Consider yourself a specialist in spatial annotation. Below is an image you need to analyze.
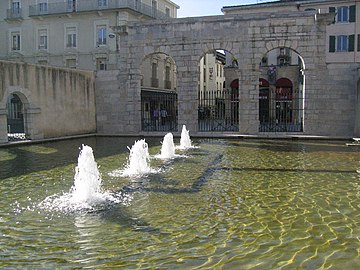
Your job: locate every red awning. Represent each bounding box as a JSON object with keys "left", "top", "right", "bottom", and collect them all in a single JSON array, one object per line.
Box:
[
  {"left": 230, "top": 79, "right": 239, "bottom": 89},
  {"left": 275, "top": 78, "right": 293, "bottom": 87},
  {"left": 259, "top": 78, "right": 269, "bottom": 87}
]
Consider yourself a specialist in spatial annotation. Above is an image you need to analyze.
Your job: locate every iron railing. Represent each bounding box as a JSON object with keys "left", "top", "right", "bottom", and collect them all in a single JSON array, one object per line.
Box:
[
  {"left": 259, "top": 98, "right": 304, "bottom": 132},
  {"left": 6, "top": 8, "right": 23, "bottom": 20},
  {"left": 29, "top": 0, "right": 170, "bottom": 19},
  {"left": 198, "top": 89, "right": 239, "bottom": 132},
  {"left": 7, "top": 118, "right": 28, "bottom": 141},
  {"left": 141, "top": 89, "right": 178, "bottom": 132}
]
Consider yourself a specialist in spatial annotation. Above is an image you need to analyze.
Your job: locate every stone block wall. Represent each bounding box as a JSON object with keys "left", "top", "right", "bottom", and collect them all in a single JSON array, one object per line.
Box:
[
  {"left": 0, "top": 61, "right": 96, "bottom": 143},
  {"left": 94, "top": 12, "right": 357, "bottom": 137}
]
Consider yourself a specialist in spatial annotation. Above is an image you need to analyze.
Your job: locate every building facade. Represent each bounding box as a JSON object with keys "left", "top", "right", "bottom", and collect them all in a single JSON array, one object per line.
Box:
[
  {"left": 1, "top": 0, "right": 360, "bottom": 141},
  {"left": 223, "top": 0, "right": 360, "bottom": 134},
  {"left": 1, "top": 0, "right": 179, "bottom": 70}
]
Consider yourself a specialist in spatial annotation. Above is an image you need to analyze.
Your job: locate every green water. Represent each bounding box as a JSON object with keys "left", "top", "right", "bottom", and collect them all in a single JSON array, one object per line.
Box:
[{"left": 0, "top": 137, "right": 359, "bottom": 269}]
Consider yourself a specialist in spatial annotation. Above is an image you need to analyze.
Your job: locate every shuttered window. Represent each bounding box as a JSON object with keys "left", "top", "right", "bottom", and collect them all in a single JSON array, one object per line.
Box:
[
  {"left": 329, "top": 36, "right": 336, "bottom": 52},
  {"left": 349, "top": 5, "right": 356, "bottom": 22},
  {"left": 329, "top": 7, "right": 336, "bottom": 23},
  {"left": 349, "top": 35, "right": 355, "bottom": 51},
  {"left": 329, "top": 35, "right": 355, "bottom": 52}
]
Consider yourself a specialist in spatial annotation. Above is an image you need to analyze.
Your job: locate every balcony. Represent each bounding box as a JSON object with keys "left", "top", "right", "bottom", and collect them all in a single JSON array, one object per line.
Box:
[
  {"left": 29, "top": 0, "right": 170, "bottom": 19},
  {"left": 6, "top": 8, "right": 23, "bottom": 21}
]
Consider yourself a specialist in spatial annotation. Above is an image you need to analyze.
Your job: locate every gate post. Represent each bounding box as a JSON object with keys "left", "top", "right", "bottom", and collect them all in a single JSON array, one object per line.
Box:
[
  {"left": 0, "top": 109, "right": 8, "bottom": 143},
  {"left": 25, "top": 107, "right": 43, "bottom": 140}
]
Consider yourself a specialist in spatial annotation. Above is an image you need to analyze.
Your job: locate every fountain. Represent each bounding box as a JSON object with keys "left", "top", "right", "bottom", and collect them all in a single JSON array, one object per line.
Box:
[
  {"left": 112, "top": 139, "right": 154, "bottom": 177},
  {"left": 177, "top": 125, "right": 194, "bottom": 150},
  {"left": 39, "top": 144, "right": 123, "bottom": 212},
  {"left": 157, "top": 133, "right": 176, "bottom": 159},
  {"left": 70, "top": 145, "right": 102, "bottom": 203},
  {"left": 3, "top": 137, "right": 359, "bottom": 269}
]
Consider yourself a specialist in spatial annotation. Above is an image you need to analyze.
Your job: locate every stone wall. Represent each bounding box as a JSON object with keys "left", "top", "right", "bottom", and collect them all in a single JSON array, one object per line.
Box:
[
  {"left": 96, "top": 11, "right": 358, "bottom": 137},
  {"left": 0, "top": 61, "right": 96, "bottom": 143}
]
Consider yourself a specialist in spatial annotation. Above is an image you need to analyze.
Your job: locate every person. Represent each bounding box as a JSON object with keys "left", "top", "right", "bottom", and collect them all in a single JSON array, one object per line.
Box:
[
  {"left": 160, "top": 108, "right": 167, "bottom": 125},
  {"left": 153, "top": 108, "right": 160, "bottom": 130}
]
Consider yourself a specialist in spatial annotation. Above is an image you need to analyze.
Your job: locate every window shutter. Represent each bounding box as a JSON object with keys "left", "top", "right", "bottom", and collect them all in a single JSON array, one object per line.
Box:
[
  {"left": 349, "top": 34, "right": 355, "bottom": 51},
  {"left": 329, "top": 7, "right": 336, "bottom": 23},
  {"left": 350, "top": 5, "right": 356, "bottom": 22},
  {"left": 329, "top": 36, "right": 336, "bottom": 52}
]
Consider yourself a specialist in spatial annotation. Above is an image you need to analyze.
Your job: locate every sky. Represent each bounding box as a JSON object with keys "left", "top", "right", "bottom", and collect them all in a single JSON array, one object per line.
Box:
[{"left": 176, "top": 0, "right": 277, "bottom": 18}]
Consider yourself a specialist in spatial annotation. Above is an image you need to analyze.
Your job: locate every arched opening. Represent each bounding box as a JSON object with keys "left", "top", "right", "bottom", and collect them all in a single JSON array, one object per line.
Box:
[
  {"left": 259, "top": 78, "right": 270, "bottom": 125},
  {"left": 140, "top": 52, "right": 178, "bottom": 132},
  {"left": 259, "top": 47, "right": 304, "bottom": 132},
  {"left": 198, "top": 49, "right": 239, "bottom": 131},
  {"left": 6, "top": 93, "right": 28, "bottom": 141}
]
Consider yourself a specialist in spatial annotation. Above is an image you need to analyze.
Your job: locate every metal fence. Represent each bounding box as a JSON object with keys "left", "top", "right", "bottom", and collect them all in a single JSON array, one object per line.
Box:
[
  {"left": 198, "top": 89, "right": 239, "bottom": 132},
  {"left": 259, "top": 89, "right": 303, "bottom": 132},
  {"left": 29, "top": 0, "right": 170, "bottom": 19},
  {"left": 7, "top": 118, "right": 28, "bottom": 141},
  {"left": 141, "top": 90, "right": 178, "bottom": 132}
]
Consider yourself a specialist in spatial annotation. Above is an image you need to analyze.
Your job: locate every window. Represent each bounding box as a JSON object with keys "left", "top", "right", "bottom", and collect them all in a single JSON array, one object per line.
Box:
[
  {"left": 151, "top": 62, "right": 158, "bottom": 87},
  {"left": 135, "top": 0, "right": 140, "bottom": 10},
  {"left": 67, "top": 0, "right": 76, "bottom": 12},
  {"left": 11, "top": 31, "right": 21, "bottom": 51},
  {"left": 329, "top": 35, "right": 355, "bottom": 52},
  {"left": 337, "top": 35, "right": 348, "bottom": 52},
  {"left": 11, "top": 0, "right": 21, "bottom": 15},
  {"left": 96, "top": 58, "right": 107, "bottom": 70},
  {"left": 165, "top": 65, "right": 171, "bottom": 89},
  {"left": 66, "top": 58, "right": 76, "bottom": 68},
  {"left": 165, "top": 7, "right": 170, "bottom": 17},
  {"left": 38, "top": 29, "right": 48, "bottom": 50},
  {"left": 152, "top": 0, "right": 157, "bottom": 16},
  {"left": 98, "top": 0, "right": 107, "bottom": 7},
  {"left": 330, "top": 5, "right": 356, "bottom": 23},
  {"left": 66, "top": 27, "right": 77, "bottom": 48},
  {"left": 38, "top": 1, "right": 48, "bottom": 13},
  {"left": 38, "top": 60, "right": 48, "bottom": 65},
  {"left": 96, "top": 25, "right": 107, "bottom": 46},
  {"left": 337, "top": 6, "right": 349, "bottom": 22}
]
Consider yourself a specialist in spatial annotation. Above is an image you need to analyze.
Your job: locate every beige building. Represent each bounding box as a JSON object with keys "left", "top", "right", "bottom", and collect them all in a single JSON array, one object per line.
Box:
[
  {"left": 0, "top": 0, "right": 179, "bottom": 70},
  {"left": 222, "top": 0, "right": 360, "bottom": 64}
]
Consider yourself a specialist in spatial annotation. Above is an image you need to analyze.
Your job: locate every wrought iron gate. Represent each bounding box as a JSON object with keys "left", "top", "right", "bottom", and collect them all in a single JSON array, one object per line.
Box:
[
  {"left": 6, "top": 94, "right": 27, "bottom": 141},
  {"left": 198, "top": 89, "right": 239, "bottom": 132},
  {"left": 259, "top": 84, "right": 303, "bottom": 132},
  {"left": 141, "top": 89, "right": 178, "bottom": 132}
]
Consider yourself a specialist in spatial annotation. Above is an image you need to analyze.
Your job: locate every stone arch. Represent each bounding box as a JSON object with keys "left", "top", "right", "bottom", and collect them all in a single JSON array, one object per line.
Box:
[
  {"left": 140, "top": 51, "right": 178, "bottom": 132},
  {"left": 0, "top": 87, "right": 29, "bottom": 141},
  {"left": 0, "top": 86, "right": 32, "bottom": 109},
  {"left": 198, "top": 48, "right": 240, "bottom": 132},
  {"left": 258, "top": 46, "right": 305, "bottom": 132}
]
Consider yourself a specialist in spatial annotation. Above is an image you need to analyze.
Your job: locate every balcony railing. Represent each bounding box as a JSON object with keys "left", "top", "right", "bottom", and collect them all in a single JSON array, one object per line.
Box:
[
  {"left": 6, "top": 8, "right": 23, "bottom": 20},
  {"left": 29, "top": 0, "right": 170, "bottom": 19}
]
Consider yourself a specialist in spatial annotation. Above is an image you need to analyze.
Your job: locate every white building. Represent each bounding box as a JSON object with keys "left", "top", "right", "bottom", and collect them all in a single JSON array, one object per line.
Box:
[
  {"left": 1, "top": 0, "right": 179, "bottom": 70},
  {"left": 222, "top": 0, "right": 360, "bottom": 64}
]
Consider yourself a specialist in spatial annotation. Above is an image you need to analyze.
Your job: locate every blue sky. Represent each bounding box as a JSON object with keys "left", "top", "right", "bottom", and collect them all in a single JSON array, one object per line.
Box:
[{"left": 176, "top": 0, "right": 277, "bottom": 17}]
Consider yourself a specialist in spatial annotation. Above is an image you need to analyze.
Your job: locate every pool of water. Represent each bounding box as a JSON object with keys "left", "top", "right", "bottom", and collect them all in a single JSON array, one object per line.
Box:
[{"left": 0, "top": 137, "right": 359, "bottom": 269}]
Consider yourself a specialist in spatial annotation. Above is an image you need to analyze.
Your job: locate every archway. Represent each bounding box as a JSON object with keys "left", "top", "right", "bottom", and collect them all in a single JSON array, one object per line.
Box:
[
  {"left": 6, "top": 93, "right": 28, "bottom": 141},
  {"left": 198, "top": 49, "right": 239, "bottom": 131},
  {"left": 259, "top": 47, "right": 305, "bottom": 132},
  {"left": 140, "top": 52, "right": 178, "bottom": 132}
]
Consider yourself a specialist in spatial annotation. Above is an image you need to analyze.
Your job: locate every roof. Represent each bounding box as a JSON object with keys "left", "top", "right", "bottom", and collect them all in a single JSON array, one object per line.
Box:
[{"left": 222, "top": 0, "right": 347, "bottom": 12}]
